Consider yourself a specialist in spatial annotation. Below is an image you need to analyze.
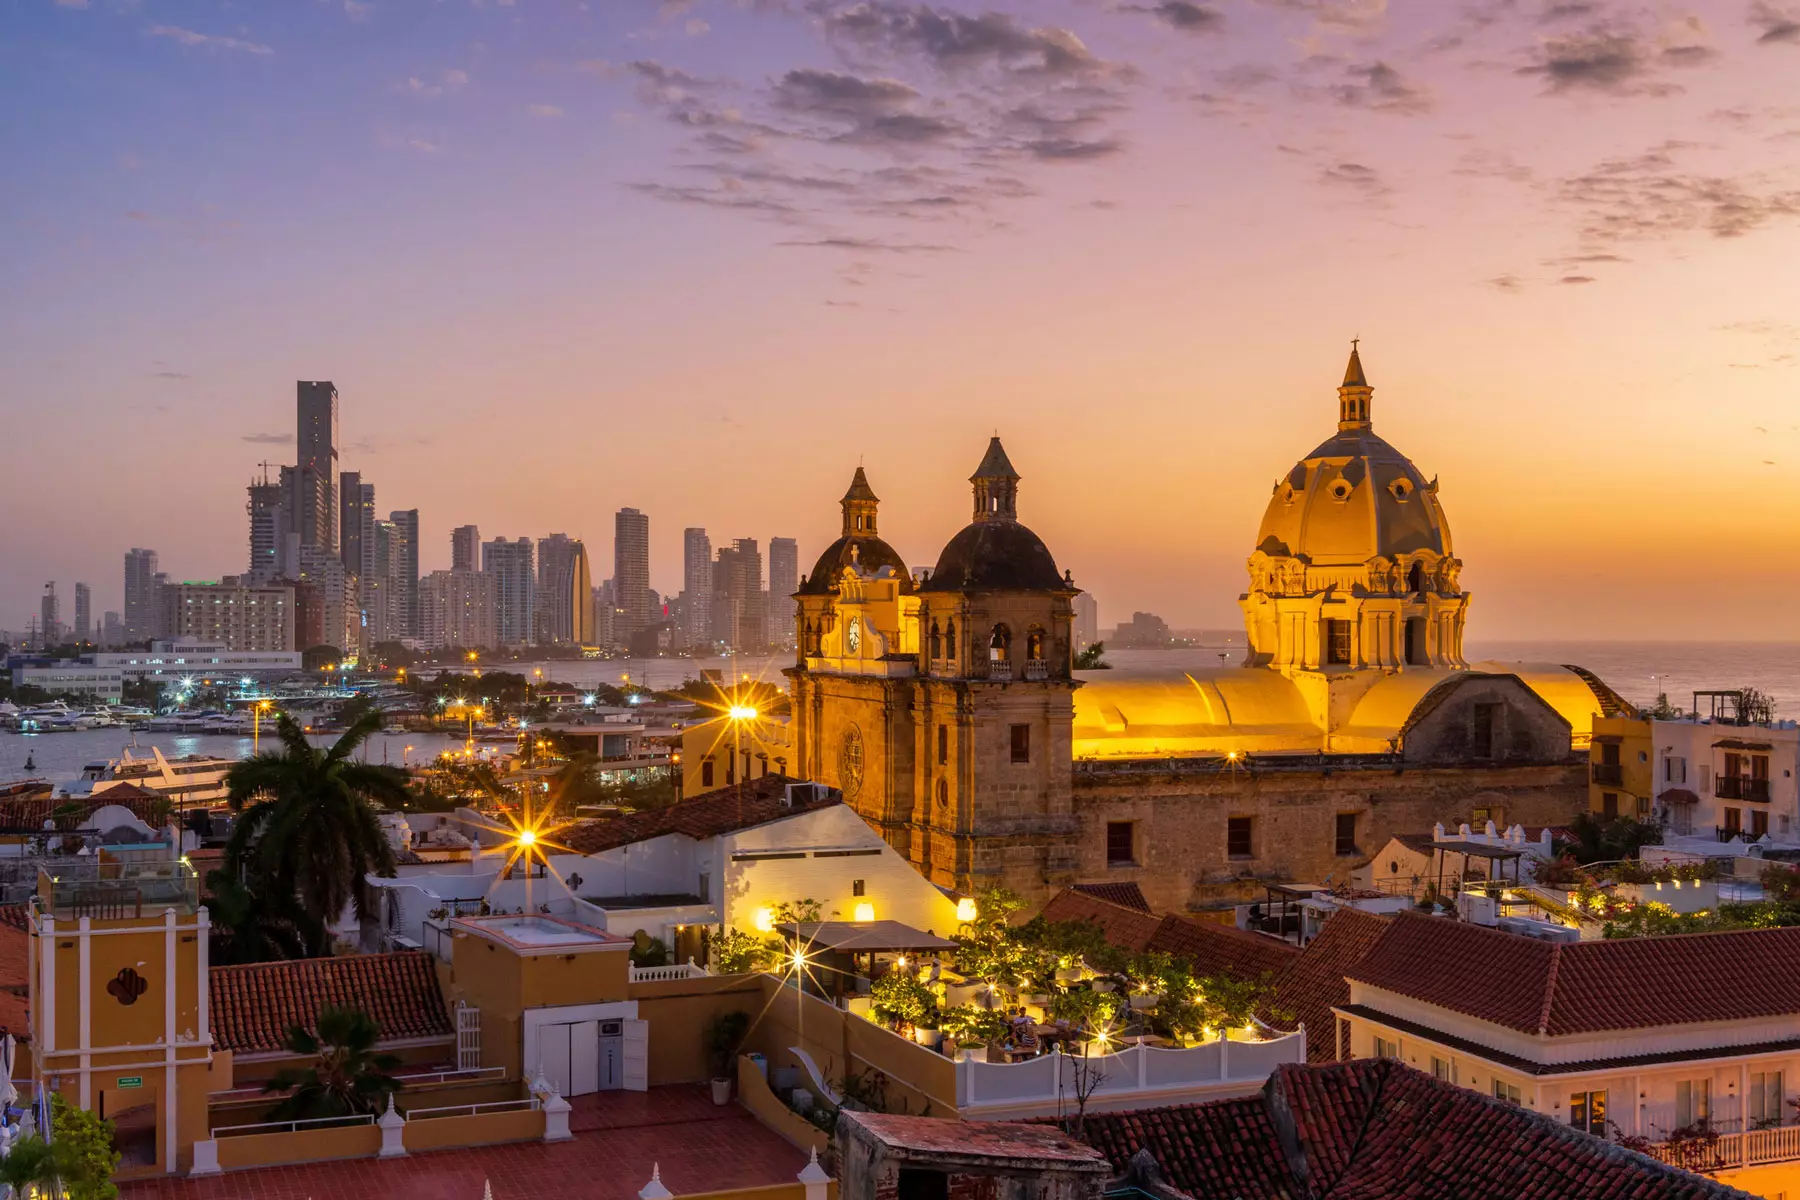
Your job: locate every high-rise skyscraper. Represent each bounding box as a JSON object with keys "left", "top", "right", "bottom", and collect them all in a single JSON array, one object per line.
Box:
[
  {"left": 296, "top": 381, "right": 340, "bottom": 552},
  {"left": 613, "top": 508, "right": 650, "bottom": 647},
  {"left": 712, "top": 539, "right": 764, "bottom": 651},
  {"left": 247, "top": 469, "right": 284, "bottom": 578},
  {"left": 1073, "top": 592, "right": 1098, "bottom": 653},
  {"left": 388, "top": 508, "right": 419, "bottom": 638},
  {"left": 123, "top": 548, "right": 158, "bottom": 643},
  {"left": 73, "top": 582, "right": 91, "bottom": 644},
  {"left": 483, "top": 537, "right": 536, "bottom": 647},
  {"left": 39, "top": 583, "right": 61, "bottom": 646},
  {"left": 340, "top": 472, "right": 376, "bottom": 579},
  {"left": 768, "top": 537, "right": 798, "bottom": 648},
  {"left": 419, "top": 569, "right": 498, "bottom": 650},
  {"left": 682, "top": 528, "right": 713, "bottom": 648},
  {"left": 101, "top": 611, "right": 122, "bottom": 648},
  {"left": 570, "top": 542, "right": 595, "bottom": 646},
  {"left": 451, "top": 525, "right": 481, "bottom": 574}
]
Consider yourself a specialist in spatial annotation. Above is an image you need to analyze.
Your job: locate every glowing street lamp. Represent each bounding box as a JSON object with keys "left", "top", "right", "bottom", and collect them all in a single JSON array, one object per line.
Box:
[{"left": 253, "top": 699, "right": 273, "bottom": 754}]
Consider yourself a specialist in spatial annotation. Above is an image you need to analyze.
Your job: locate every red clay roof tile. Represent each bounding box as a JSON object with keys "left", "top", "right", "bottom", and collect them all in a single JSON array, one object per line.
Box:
[
  {"left": 209, "top": 951, "right": 453, "bottom": 1054},
  {"left": 555, "top": 775, "right": 834, "bottom": 855},
  {"left": 1070, "top": 882, "right": 1152, "bottom": 912},
  {"left": 1268, "top": 908, "right": 1392, "bottom": 1061},
  {"left": 1078, "top": 1059, "right": 1755, "bottom": 1199},
  {"left": 1347, "top": 913, "right": 1800, "bottom": 1036},
  {"left": 1038, "top": 888, "right": 1162, "bottom": 952},
  {"left": 1145, "top": 914, "right": 1299, "bottom": 981}
]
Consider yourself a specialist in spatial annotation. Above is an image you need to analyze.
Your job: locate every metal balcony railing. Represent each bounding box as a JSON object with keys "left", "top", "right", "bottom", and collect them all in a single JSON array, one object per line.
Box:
[
  {"left": 1716, "top": 776, "right": 1770, "bottom": 802},
  {"left": 1590, "top": 762, "right": 1622, "bottom": 785}
]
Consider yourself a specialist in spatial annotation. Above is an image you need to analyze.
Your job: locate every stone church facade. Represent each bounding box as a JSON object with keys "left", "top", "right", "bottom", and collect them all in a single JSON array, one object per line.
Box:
[{"left": 788, "top": 350, "right": 1613, "bottom": 908}]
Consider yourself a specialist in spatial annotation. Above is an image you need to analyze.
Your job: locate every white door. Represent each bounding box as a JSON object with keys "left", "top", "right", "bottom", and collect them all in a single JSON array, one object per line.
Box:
[
  {"left": 541, "top": 1023, "right": 573, "bottom": 1098},
  {"left": 570, "top": 1021, "right": 601, "bottom": 1096},
  {"left": 623, "top": 1018, "right": 649, "bottom": 1092}
]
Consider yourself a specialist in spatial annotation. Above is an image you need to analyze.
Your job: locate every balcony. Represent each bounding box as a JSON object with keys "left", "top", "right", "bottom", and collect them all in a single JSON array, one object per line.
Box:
[
  {"left": 1651, "top": 1124, "right": 1800, "bottom": 1173},
  {"left": 1591, "top": 762, "right": 1623, "bottom": 785},
  {"left": 986, "top": 659, "right": 1013, "bottom": 682},
  {"left": 1716, "top": 776, "right": 1771, "bottom": 802},
  {"left": 1022, "top": 659, "right": 1049, "bottom": 681},
  {"left": 36, "top": 860, "right": 199, "bottom": 919}
]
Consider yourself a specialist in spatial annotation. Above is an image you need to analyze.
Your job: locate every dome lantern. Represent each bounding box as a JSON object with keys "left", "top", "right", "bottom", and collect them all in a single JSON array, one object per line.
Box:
[
  {"left": 841, "top": 466, "right": 880, "bottom": 537},
  {"left": 969, "top": 437, "right": 1020, "bottom": 522},
  {"left": 1338, "top": 339, "right": 1373, "bottom": 432}
]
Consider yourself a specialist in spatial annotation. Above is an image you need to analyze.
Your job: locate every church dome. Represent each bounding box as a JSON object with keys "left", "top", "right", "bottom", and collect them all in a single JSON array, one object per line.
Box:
[
  {"left": 1252, "top": 345, "right": 1454, "bottom": 568},
  {"left": 798, "top": 467, "right": 914, "bottom": 595},
  {"left": 921, "top": 437, "right": 1067, "bottom": 593}
]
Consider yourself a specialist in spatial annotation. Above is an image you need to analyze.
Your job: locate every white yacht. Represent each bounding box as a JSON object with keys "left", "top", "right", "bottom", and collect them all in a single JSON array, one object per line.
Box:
[{"left": 54, "top": 746, "right": 239, "bottom": 808}]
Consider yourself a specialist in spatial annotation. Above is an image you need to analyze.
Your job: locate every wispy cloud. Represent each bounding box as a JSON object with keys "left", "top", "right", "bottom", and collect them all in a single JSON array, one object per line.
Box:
[
  {"left": 402, "top": 68, "right": 470, "bottom": 97},
  {"left": 241, "top": 431, "right": 293, "bottom": 445},
  {"left": 1326, "top": 61, "right": 1434, "bottom": 114},
  {"left": 1518, "top": 22, "right": 1715, "bottom": 96},
  {"left": 148, "top": 25, "right": 273, "bottom": 55},
  {"left": 528, "top": 103, "right": 566, "bottom": 118},
  {"left": 1752, "top": 1, "right": 1800, "bottom": 43}
]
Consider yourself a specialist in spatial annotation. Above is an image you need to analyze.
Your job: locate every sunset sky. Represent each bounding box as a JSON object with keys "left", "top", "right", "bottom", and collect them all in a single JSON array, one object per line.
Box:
[{"left": 6, "top": 0, "right": 1800, "bottom": 640}]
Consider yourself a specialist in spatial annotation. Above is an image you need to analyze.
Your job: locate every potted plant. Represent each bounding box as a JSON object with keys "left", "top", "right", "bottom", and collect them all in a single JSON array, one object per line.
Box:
[
  {"left": 872, "top": 968, "right": 939, "bottom": 1039},
  {"left": 705, "top": 1010, "right": 751, "bottom": 1105},
  {"left": 941, "top": 1005, "right": 1011, "bottom": 1062}
]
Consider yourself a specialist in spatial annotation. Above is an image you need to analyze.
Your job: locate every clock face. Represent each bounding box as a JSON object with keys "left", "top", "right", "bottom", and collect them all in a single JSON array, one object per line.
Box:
[{"left": 845, "top": 617, "right": 861, "bottom": 653}]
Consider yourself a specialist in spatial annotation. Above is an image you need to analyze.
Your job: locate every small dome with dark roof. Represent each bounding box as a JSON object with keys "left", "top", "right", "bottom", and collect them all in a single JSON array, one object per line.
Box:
[
  {"left": 798, "top": 467, "right": 915, "bottom": 595},
  {"left": 920, "top": 437, "right": 1068, "bottom": 593}
]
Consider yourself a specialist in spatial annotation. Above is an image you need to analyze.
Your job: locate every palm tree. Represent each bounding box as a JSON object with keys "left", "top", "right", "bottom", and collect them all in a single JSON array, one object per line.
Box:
[
  {"left": 263, "top": 1004, "right": 403, "bottom": 1120},
  {"left": 223, "top": 708, "right": 405, "bottom": 949},
  {"left": 205, "top": 870, "right": 318, "bottom": 964}
]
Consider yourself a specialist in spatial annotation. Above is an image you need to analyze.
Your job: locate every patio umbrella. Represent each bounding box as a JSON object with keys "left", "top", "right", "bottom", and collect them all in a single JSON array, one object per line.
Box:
[{"left": 0, "top": 1033, "right": 18, "bottom": 1109}]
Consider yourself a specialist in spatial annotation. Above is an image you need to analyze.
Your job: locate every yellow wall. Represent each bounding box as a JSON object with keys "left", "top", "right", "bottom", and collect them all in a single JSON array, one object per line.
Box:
[
  {"left": 1589, "top": 715, "right": 1654, "bottom": 818},
  {"left": 442, "top": 926, "right": 631, "bottom": 1080},
  {"left": 632, "top": 975, "right": 769, "bottom": 1084},
  {"left": 402, "top": 1106, "right": 545, "bottom": 1152},
  {"left": 1715, "top": 1162, "right": 1800, "bottom": 1199},
  {"left": 736, "top": 1054, "right": 828, "bottom": 1155},
  {"left": 213, "top": 1123, "right": 382, "bottom": 1170}
]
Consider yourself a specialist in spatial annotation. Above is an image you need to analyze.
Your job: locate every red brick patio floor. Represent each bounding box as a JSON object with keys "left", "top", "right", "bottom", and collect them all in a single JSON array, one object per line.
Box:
[{"left": 120, "top": 1086, "right": 810, "bottom": 1200}]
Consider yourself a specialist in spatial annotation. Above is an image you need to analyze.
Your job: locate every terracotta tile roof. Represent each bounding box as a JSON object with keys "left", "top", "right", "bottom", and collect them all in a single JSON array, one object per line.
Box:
[
  {"left": 555, "top": 775, "right": 835, "bottom": 855},
  {"left": 209, "top": 951, "right": 454, "bottom": 1055},
  {"left": 846, "top": 1111, "right": 1109, "bottom": 1165},
  {"left": 1078, "top": 1059, "right": 1754, "bottom": 1199},
  {"left": 1347, "top": 913, "right": 1800, "bottom": 1037},
  {"left": 1036, "top": 889, "right": 1300, "bottom": 983},
  {"left": 0, "top": 905, "right": 27, "bottom": 932},
  {"left": 1038, "top": 888, "right": 1161, "bottom": 952},
  {"left": 0, "top": 918, "right": 27, "bottom": 1041},
  {"left": 0, "top": 789, "right": 167, "bottom": 832},
  {"left": 1070, "top": 881, "right": 1151, "bottom": 912},
  {"left": 1144, "top": 914, "right": 1299, "bottom": 982},
  {"left": 1268, "top": 908, "right": 1392, "bottom": 1060}
]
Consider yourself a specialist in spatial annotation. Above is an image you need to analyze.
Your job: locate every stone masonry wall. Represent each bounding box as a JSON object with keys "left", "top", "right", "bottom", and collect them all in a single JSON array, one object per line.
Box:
[{"left": 1064, "top": 760, "right": 1588, "bottom": 914}]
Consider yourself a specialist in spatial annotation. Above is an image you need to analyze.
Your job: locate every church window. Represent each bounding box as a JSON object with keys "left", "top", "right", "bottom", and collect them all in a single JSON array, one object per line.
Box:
[
  {"left": 1408, "top": 561, "right": 1424, "bottom": 594},
  {"left": 1404, "top": 617, "right": 1425, "bottom": 665},
  {"left": 1227, "top": 816, "right": 1254, "bottom": 859},
  {"left": 702, "top": 759, "right": 715, "bottom": 788},
  {"left": 1026, "top": 628, "right": 1045, "bottom": 661},
  {"left": 1325, "top": 619, "right": 1352, "bottom": 665},
  {"left": 1334, "top": 812, "right": 1358, "bottom": 856},
  {"left": 930, "top": 621, "right": 942, "bottom": 659},
  {"left": 938, "top": 724, "right": 949, "bottom": 765},
  {"left": 1010, "top": 724, "right": 1031, "bottom": 763},
  {"left": 945, "top": 619, "right": 956, "bottom": 658},
  {"left": 937, "top": 779, "right": 949, "bottom": 807},
  {"left": 1106, "top": 822, "right": 1135, "bottom": 866},
  {"left": 1473, "top": 703, "right": 1499, "bottom": 758},
  {"left": 989, "top": 624, "right": 1011, "bottom": 662}
]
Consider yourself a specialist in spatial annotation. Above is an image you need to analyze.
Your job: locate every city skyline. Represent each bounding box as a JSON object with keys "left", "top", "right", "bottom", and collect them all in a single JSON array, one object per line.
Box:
[{"left": 7, "top": 2, "right": 1800, "bottom": 640}]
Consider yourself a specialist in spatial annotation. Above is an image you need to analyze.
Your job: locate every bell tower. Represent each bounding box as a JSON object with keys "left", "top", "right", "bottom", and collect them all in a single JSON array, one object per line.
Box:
[
  {"left": 1338, "top": 340, "right": 1373, "bottom": 430},
  {"left": 841, "top": 466, "right": 880, "bottom": 537},
  {"left": 969, "top": 437, "right": 1019, "bottom": 521}
]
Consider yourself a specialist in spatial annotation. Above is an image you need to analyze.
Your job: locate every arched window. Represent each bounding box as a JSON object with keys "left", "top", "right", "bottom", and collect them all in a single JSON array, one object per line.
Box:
[
  {"left": 937, "top": 779, "right": 949, "bottom": 807},
  {"left": 937, "top": 724, "right": 948, "bottom": 765},
  {"left": 945, "top": 619, "right": 957, "bottom": 657},
  {"left": 989, "top": 624, "right": 1011, "bottom": 662},
  {"left": 1026, "top": 628, "right": 1045, "bottom": 661},
  {"left": 930, "top": 621, "right": 942, "bottom": 659},
  {"left": 1408, "top": 561, "right": 1424, "bottom": 594}
]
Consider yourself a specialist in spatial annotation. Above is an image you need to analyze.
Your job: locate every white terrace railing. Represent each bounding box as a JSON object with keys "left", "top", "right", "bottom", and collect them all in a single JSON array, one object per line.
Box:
[
  {"left": 629, "top": 959, "right": 709, "bottom": 984},
  {"left": 211, "top": 1113, "right": 375, "bottom": 1139},
  {"left": 1652, "top": 1124, "right": 1800, "bottom": 1174},
  {"left": 954, "top": 1028, "right": 1307, "bottom": 1116},
  {"left": 409, "top": 1097, "right": 542, "bottom": 1121}
]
